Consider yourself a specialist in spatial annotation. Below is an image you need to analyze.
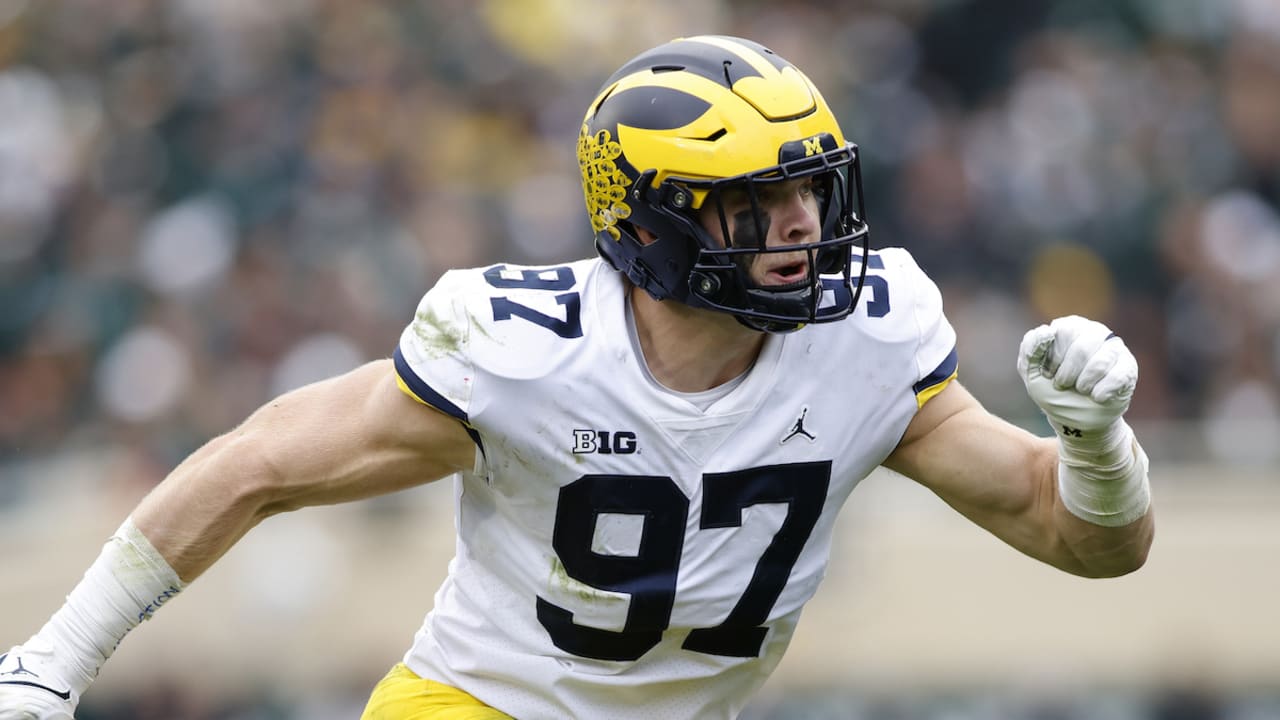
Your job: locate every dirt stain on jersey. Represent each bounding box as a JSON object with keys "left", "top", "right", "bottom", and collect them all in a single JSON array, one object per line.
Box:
[{"left": 412, "top": 307, "right": 463, "bottom": 358}]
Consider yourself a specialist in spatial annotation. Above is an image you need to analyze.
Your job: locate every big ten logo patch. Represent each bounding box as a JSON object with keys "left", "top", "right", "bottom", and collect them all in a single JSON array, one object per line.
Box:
[{"left": 572, "top": 429, "right": 638, "bottom": 455}]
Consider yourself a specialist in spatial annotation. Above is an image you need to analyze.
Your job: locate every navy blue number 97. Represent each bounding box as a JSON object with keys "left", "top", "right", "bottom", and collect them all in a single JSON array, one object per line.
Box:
[
  {"left": 537, "top": 462, "right": 831, "bottom": 661},
  {"left": 483, "top": 265, "right": 582, "bottom": 338}
]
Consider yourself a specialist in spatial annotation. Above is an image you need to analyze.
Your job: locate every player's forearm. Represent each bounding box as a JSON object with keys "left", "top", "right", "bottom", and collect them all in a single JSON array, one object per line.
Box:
[
  {"left": 1049, "top": 420, "right": 1154, "bottom": 578},
  {"left": 0, "top": 398, "right": 292, "bottom": 709},
  {"left": 3, "top": 362, "right": 467, "bottom": 713},
  {"left": 4, "top": 429, "right": 286, "bottom": 699},
  {"left": 131, "top": 427, "right": 282, "bottom": 582}
]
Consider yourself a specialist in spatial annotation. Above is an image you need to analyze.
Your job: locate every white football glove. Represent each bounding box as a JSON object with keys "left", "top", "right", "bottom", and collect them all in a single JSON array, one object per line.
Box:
[
  {"left": 1017, "top": 315, "right": 1137, "bottom": 438},
  {"left": 1017, "top": 315, "right": 1150, "bottom": 527},
  {"left": 0, "top": 645, "right": 78, "bottom": 720}
]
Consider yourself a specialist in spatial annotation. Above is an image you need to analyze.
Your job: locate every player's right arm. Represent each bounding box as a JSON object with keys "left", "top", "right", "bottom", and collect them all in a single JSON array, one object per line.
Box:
[
  {"left": 0, "top": 358, "right": 474, "bottom": 719},
  {"left": 132, "top": 358, "right": 473, "bottom": 581}
]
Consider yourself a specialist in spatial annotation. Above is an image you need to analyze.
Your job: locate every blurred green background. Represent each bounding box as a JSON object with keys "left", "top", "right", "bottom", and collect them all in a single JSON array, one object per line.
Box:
[{"left": 1, "top": 0, "right": 1278, "bottom": 718}]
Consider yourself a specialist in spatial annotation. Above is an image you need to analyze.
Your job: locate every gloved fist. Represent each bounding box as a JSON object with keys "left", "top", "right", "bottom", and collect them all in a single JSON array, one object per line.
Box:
[
  {"left": 0, "top": 646, "right": 79, "bottom": 720},
  {"left": 1017, "top": 315, "right": 1137, "bottom": 438}
]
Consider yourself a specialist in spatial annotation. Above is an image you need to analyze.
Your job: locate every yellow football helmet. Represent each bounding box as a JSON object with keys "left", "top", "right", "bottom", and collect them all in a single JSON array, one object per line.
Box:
[{"left": 578, "top": 35, "right": 870, "bottom": 332}]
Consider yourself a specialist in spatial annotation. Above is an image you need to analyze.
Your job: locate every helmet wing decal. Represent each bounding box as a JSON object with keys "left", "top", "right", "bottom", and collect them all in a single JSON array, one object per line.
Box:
[{"left": 593, "top": 85, "right": 712, "bottom": 134}]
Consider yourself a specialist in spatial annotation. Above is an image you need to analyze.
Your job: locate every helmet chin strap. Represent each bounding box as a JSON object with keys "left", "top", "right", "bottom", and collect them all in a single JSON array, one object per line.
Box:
[
  {"left": 736, "top": 261, "right": 820, "bottom": 333},
  {"left": 691, "top": 249, "right": 821, "bottom": 334},
  {"left": 738, "top": 318, "right": 805, "bottom": 333}
]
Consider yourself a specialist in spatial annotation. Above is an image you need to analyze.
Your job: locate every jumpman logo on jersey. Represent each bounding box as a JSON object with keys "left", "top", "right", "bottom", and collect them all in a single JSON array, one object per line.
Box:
[
  {"left": 780, "top": 406, "right": 817, "bottom": 444},
  {"left": 0, "top": 652, "right": 73, "bottom": 701}
]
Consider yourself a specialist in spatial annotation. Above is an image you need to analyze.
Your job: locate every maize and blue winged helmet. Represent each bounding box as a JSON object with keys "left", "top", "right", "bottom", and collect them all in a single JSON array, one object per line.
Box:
[{"left": 578, "top": 35, "right": 870, "bottom": 333}]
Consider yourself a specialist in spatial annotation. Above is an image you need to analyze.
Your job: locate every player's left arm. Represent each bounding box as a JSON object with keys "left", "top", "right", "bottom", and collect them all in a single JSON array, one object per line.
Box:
[{"left": 884, "top": 316, "right": 1154, "bottom": 578}]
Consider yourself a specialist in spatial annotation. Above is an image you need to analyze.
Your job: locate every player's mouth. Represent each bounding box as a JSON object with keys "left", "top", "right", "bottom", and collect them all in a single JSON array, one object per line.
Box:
[{"left": 760, "top": 258, "right": 810, "bottom": 286}]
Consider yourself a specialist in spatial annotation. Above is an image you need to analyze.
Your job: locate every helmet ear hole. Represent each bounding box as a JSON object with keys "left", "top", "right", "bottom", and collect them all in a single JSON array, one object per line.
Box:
[{"left": 632, "top": 223, "right": 658, "bottom": 247}]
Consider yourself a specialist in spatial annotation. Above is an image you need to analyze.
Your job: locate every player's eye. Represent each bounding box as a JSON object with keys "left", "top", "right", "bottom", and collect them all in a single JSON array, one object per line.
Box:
[
  {"left": 761, "top": 179, "right": 816, "bottom": 206},
  {"left": 715, "top": 187, "right": 751, "bottom": 213}
]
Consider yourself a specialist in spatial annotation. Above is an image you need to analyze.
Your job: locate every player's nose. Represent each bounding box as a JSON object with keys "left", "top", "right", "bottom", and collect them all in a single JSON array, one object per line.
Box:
[{"left": 771, "top": 188, "right": 820, "bottom": 248}]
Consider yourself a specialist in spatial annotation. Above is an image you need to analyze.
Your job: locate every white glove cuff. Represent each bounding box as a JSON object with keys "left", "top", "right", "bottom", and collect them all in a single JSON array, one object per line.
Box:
[
  {"left": 1056, "top": 420, "right": 1151, "bottom": 527},
  {"left": 29, "top": 517, "right": 185, "bottom": 693}
]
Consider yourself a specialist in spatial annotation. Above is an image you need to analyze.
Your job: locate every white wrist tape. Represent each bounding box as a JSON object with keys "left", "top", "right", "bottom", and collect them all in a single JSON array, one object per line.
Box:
[
  {"left": 27, "top": 517, "right": 185, "bottom": 693},
  {"left": 1056, "top": 419, "right": 1151, "bottom": 527}
]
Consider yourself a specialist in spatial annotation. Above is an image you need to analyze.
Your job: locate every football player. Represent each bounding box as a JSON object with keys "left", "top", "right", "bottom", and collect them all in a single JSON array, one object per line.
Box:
[{"left": 1, "top": 35, "right": 1152, "bottom": 720}]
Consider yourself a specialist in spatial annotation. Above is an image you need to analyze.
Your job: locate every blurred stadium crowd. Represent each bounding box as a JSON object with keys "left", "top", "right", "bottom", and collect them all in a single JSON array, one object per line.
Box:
[{"left": 2, "top": 0, "right": 1279, "bottom": 718}]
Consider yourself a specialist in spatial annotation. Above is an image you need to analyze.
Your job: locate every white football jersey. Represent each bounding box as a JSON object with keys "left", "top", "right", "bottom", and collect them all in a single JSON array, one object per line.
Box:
[{"left": 393, "top": 251, "right": 956, "bottom": 719}]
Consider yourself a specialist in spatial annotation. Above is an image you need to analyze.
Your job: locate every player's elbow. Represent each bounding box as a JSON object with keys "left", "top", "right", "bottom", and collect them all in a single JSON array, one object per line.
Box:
[
  {"left": 201, "top": 429, "right": 299, "bottom": 520},
  {"left": 1071, "top": 512, "right": 1155, "bottom": 579},
  {"left": 1079, "top": 549, "right": 1148, "bottom": 579},
  {"left": 1102, "top": 536, "right": 1153, "bottom": 578}
]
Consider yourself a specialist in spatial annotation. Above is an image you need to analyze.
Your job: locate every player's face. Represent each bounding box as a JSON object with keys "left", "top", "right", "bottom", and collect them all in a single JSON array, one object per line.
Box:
[{"left": 699, "top": 177, "right": 822, "bottom": 287}]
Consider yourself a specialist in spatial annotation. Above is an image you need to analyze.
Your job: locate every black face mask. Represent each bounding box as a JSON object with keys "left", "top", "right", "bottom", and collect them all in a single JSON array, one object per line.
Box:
[{"left": 681, "top": 158, "right": 870, "bottom": 333}]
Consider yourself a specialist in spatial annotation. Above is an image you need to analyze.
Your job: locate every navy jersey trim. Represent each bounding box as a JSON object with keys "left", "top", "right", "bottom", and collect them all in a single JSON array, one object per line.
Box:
[
  {"left": 913, "top": 346, "right": 958, "bottom": 396},
  {"left": 393, "top": 346, "right": 468, "bottom": 422}
]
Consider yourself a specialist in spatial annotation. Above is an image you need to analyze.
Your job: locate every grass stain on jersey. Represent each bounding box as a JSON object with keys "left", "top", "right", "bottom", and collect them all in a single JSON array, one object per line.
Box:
[
  {"left": 549, "top": 557, "right": 618, "bottom": 604},
  {"left": 494, "top": 436, "right": 540, "bottom": 480},
  {"left": 412, "top": 307, "right": 463, "bottom": 358},
  {"left": 467, "top": 311, "right": 495, "bottom": 341}
]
